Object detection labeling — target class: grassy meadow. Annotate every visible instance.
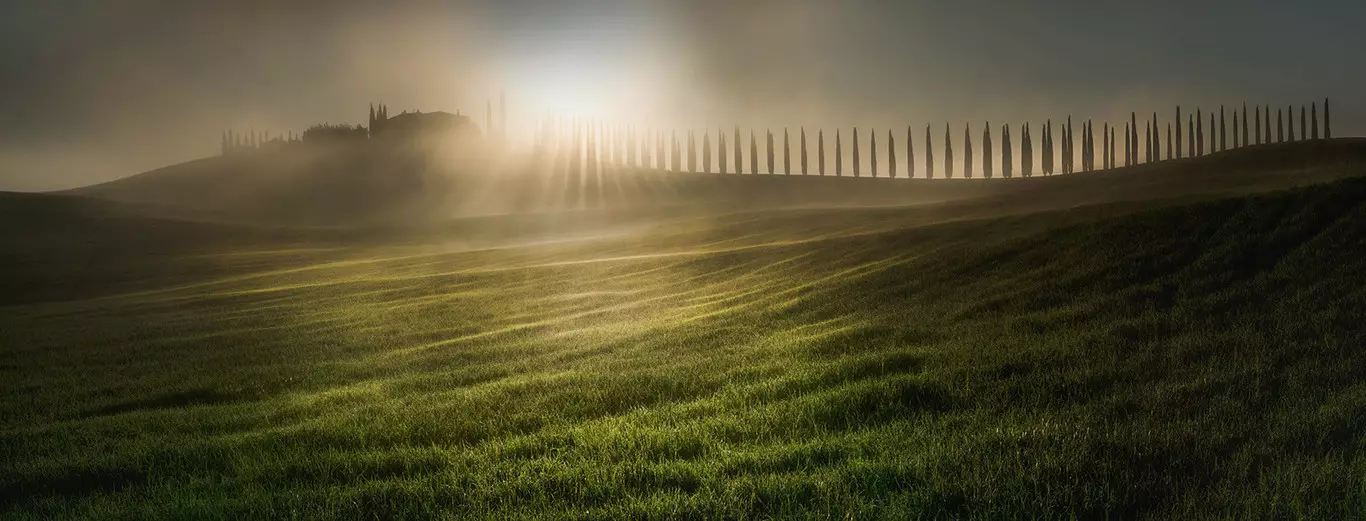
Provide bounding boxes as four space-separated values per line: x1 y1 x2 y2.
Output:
4 174 1366 519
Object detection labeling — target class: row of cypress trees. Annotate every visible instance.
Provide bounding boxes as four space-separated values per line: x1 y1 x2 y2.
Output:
538 98 1332 178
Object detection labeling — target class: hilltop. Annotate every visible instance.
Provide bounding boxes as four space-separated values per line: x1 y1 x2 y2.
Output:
63 138 1366 226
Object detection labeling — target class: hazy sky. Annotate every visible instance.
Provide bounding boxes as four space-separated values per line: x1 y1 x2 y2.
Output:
2 0 1363 191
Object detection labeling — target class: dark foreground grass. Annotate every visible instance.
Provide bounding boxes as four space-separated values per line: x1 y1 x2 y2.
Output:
4 177 1366 519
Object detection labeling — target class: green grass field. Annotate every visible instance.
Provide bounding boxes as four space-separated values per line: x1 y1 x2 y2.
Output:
5 171 1366 518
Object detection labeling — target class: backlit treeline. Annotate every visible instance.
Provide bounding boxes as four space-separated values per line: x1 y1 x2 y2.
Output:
532 98 1334 178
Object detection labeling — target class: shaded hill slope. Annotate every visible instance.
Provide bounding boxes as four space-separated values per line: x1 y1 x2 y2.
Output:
5 176 1366 518
65 138 1366 225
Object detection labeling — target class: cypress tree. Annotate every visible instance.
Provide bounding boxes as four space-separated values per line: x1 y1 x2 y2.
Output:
1197 109 1204 156
734 127 743 173
1188 116 1195 158
1277 109 1284 143
984 123 993 178
1301 105 1307 140
766 130 775 174
1065 116 1074 174
871 130 879 177
1287 108 1296 141
853 128 861 177
835 129 843 177
1255 106 1261 144
801 128 809 175
888 130 897 178
689 131 697 172
1311 102 1319 139
945 123 953 179
1002 124 1013 178
1166 124 1172 161
1242 103 1249 147
750 131 758 175
783 128 791 174
964 123 972 178
1263 105 1270 143
1210 113 1216 153
1101 123 1108 168
1325 98 1331 139
1022 123 1033 177
1176 106 1183 159
1043 121 1052 174
1146 122 1153 163
907 126 915 179
818 129 826 176
926 124 934 179
719 130 727 174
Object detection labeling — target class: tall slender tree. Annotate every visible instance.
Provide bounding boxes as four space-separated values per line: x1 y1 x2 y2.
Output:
1002 124 1013 178
1277 109 1284 143
907 126 915 179
702 131 711 173
1197 109 1204 156
945 123 953 179
1065 116 1074 174
835 129 843 177
871 129 879 177
964 123 972 178
925 124 934 179
734 127 743 173
818 129 826 176
1311 102 1319 139
853 128 861 177
1166 124 1172 161
1101 123 1109 168
1022 122 1033 177
1043 120 1053 175
1255 106 1262 144
1176 106 1184 159
718 130 727 174
1242 103 1249 147
1288 107 1296 141
1300 105 1307 140
1262 105 1270 143
983 123 993 178
1211 113 1216 153
888 130 897 178
1124 124 1131 167
766 130 775 174
1325 98 1331 139
801 128 809 175
1188 116 1195 158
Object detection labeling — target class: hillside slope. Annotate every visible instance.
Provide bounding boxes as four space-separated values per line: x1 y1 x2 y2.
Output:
4 173 1366 519
65 138 1366 225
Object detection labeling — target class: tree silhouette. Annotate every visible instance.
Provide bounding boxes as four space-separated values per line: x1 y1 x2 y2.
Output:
1042 121 1052 175
945 123 954 179
1255 106 1261 144
818 129 826 176
691 131 700 172
1277 109 1284 143
964 123 972 178
1152 113 1160 158
1300 105 1307 140
783 128 791 175
718 130 727 174
766 130 775 174
888 130 897 178
1002 124 1013 178
734 127 743 173
1176 106 1183 159
907 126 915 179
1023 122 1033 177
926 124 934 179
1210 113 1216 154
1325 98 1331 139
1287 107 1296 141
1197 109 1204 156
1065 116 1074 174
1166 123 1172 161
1311 102 1319 139
853 128 861 177
835 129 843 177
1187 115 1195 158
1242 103 1249 147
871 129 879 177
983 123 993 178
800 128 809 175
1101 123 1108 169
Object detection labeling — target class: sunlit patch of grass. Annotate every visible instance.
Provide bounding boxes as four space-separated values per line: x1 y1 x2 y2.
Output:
5 177 1366 518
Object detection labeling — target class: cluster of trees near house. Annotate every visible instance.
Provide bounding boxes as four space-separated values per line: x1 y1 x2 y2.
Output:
535 98 1334 178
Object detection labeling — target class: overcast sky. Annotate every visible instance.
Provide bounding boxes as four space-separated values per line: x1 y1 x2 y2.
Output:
2 0 1363 191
